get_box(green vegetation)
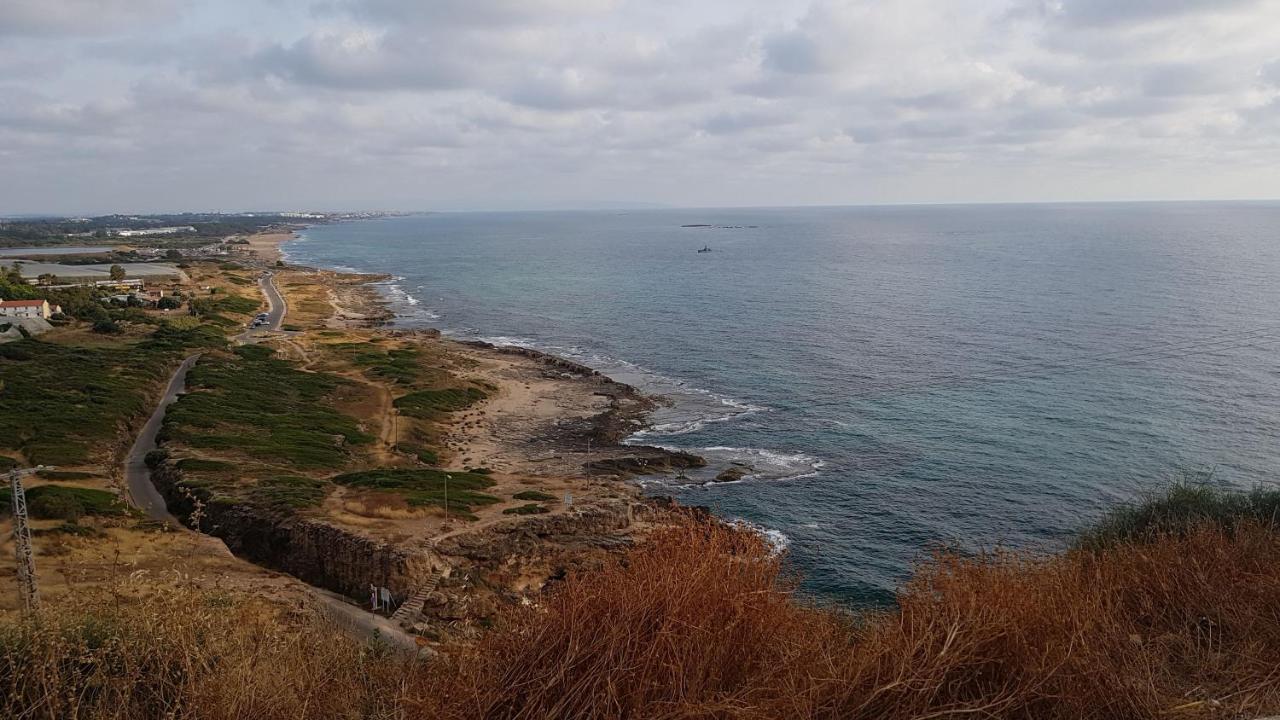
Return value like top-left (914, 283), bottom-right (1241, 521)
top-left (36, 470), bottom-right (99, 480)
top-left (0, 326), bottom-right (225, 465)
top-left (176, 458), bottom-right (235, 473)
top-left (345, 345), bottom-right (421, 384)
top-left (503, 503), bottom-right (550, 515)
top-left (396, 444), bottom-right (440, 465)
top-left (1077, 480), bottom-right (1280, 550)
top-left (330, 468), bottom-right (498, 519)
top-left (163, 346), bottom-right (373, 469)
top-left (513, 490), bottom-right (556, 502)
top-left (190, 294), bottom-right (261, 318)
top-left (0, 456), bottom-right (17, 471)
top-left (394, 387), bottom-right (487, 419)
top-left (245, 476), bottom-right (330, 510)
top-left (0, 484), bottom-right (127, 520)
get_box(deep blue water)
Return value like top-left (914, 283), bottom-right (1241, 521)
top-left (288, 203), bottom-right (1280, 605)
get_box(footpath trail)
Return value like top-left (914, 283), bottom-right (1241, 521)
top-left (120, 271), bottom-right (423, 654)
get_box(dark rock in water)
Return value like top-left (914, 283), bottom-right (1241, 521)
top-left (681, 224), bottom-right (713, 228)
top-left (714, 466), bottom-right (752, 483)
top-left (588, 449), bottom-right (706, 475)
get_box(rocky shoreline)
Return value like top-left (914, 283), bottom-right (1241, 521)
top-left (339, 277), bottom-right (709, 480)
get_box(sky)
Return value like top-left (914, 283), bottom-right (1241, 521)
top-left (2, 0), bottom-right (1279, 214)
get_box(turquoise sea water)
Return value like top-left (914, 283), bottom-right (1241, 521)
top-left (288, 203), bottom-right (1280, 605)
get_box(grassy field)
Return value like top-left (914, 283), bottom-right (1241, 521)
top-left (0, 324), bottom-right (225, 465)
top-left (331, 468), bottom-right (499, 519)
top-left (162, 345), bottom-right (375, 469)
top-left (394, 387), bottom-right (487, 419)
top-left (0, 484), bottom-right (129, 520)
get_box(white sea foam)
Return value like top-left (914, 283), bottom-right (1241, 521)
top-left (730, 520), bottom-right (791, 554)
top-left (699, 446), bottom-right (825, 479)
top-left (477, 335), bottom-right (539, 348)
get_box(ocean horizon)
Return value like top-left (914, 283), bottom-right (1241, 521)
top-left (286, 201), bottom-right (1280, 605)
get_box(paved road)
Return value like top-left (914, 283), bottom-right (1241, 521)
top-left (235, 272), bottom-right (286, 342)
top-left (122, 352), bottom-right (199, 527)
top-left (120, 272), bottom-right (422, 652)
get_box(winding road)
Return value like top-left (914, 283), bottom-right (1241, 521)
top-left (123, 353), bottom-right (199, 527)
top-left (234, 271), bottom-right (286, 342)
top-left (120, 271), bottom-right (421, 653)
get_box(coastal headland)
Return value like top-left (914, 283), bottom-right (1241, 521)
top-left (0, 227), bottom-right (706, 643)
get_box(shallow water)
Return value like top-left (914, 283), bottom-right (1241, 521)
top-left (288, 202), bottom-right (1280, 605)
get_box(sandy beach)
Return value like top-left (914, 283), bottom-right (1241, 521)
top-left (244, 230), bottom-right (296, 263)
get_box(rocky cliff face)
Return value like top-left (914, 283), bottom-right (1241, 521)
top-left (147, 459), bottom-right (437, 599)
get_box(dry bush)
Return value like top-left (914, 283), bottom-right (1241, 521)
top-left (8, 520), bottom-right (1280, 719)
top-left (340, 490), bottom-right (430, 519)
top-left (417, 521), bottom-right (1280, 720)
top-left (0, 586), bottom-right (429, 720)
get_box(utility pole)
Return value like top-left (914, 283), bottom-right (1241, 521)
top-left (8, 465), bottom-right (49, 613)
top-left (444, 474), bottom-right (451, 521)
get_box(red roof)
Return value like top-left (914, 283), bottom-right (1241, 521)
top-left (0, 300), bottom-right (45, 308)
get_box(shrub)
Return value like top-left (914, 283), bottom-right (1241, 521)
top-left (394, 387), bottom-right (486, 419)
top-left (330, 468), bottom-right (498, 518)
top-left (0, 587), bottom-right (429, 719)
top-left (0, 484), bottom-right (126, 520)
top-left (512, 490), bottom-right (555, 502)
top-left (396, 444), bottom-right (440, 466)
top-left (92, 318), bottom-right (121, 334)
top-left (0, 326), bottom-right (224, 465)
top-left (502, 503), bottom-right (549, 515)
top-left (246, 476), bottom-right (330, 510)
top-left (1076, 479), bottom-right (1280, 550)
top-left (163, 350), bottom-right (373, 469)
top-left (36, 470), bottom-right (99, 480)
top-left (176, 458), bottom-right (235, 473)
top-left (416, 520), bottom-right (1280, 720)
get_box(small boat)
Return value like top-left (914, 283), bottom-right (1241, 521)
top-left (697, 245), bottom-right (712, 253)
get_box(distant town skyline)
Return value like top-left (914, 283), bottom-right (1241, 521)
top-left (3, 0), bottom-right (1279, 214)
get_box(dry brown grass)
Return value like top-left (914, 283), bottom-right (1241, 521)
top-left (6, 520), bottom-right (1280, 719)
top-left (417, 521), bottom-right (1280, 720)
top-left (0, 586), bottom-right (430, 719)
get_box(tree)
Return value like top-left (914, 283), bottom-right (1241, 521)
top-left (109, 264), bottom-right (126, 282)
top-left (165, 249), bottom-right (182, 260)
top-left (36, 273), bottom-right (58, 287)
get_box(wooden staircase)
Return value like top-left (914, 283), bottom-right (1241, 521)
top-left (390, 568), bottom-right (443, 624)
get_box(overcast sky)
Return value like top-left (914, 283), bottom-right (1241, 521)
top-left (2, 0), bottom-right (1279, 214)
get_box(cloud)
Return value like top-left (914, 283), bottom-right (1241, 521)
top-left (3, 0), bottom-right (1280, 213)
top-left (1037, 0), bottom-right (1264, 27)
top-left (0, 0), bottom-right (179, 37)
top-left (255, 30), bottom-right (472, 91)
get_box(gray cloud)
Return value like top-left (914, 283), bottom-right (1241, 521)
top-left (2, 0), bottom-right (1280, 214)
top-left (1042, 0), bottom-right (1264, 27)
top-left (0, 0), bottom-right (179, 37)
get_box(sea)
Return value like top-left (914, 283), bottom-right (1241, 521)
top-left (285, 203), bottom-right (1280, 605)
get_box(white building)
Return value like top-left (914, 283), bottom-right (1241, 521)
top-left (112, 226), bottom-right (196, 237)
top-left (0, 299), bottom-right (51, 319)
